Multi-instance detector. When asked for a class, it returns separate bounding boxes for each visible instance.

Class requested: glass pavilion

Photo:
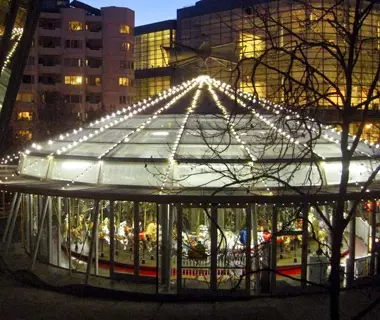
[1,76,379,295]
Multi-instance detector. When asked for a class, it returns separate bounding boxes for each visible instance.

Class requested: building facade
[134,20,176,101]
[13,1,134,143]
[134,0,380,141]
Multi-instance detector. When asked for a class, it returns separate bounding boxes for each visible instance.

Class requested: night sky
[84,0,196,26]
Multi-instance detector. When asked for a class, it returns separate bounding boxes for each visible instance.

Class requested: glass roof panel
[249,144,307,159]
[113,116,151,129]
[146,115,183,129]
[64,142,116,157]
[128,129,178,144]
[181,129,239,144]
[314,143,342,158]
[177,144,248,159]
[87,129,132,143]
[186,115,229,129]
[107,143,173,159]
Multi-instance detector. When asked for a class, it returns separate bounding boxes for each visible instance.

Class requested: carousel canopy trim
[8,75,380,194]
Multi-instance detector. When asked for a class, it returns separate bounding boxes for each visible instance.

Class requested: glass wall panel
[113,201,135,275]
[180,207,212,290]
[139,202,158,276]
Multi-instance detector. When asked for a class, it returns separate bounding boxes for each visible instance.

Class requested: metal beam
[4,193,22,255]
[85,200,100,284]
[210,205,217,292]
[270,206,277,293]
[30,196,50,268]
[301,204,309,289]
[2,192,18,243]
[370,200,377,276]
[176,205,183,293]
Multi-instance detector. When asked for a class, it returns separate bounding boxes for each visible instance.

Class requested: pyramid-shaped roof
[13,76,380,197]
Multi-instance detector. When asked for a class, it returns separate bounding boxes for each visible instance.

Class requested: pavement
[0,267,380,320]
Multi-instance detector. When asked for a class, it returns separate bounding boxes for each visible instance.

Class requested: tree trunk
[329,227,343,320]
[0,0,41,155]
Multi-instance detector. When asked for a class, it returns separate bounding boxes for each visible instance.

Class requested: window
[64,39,82,49]
[17,111,33,121]
[64,95,82,103]
[86,94,101,104]
[16,129,32,140]
[120,60,133,69]
[119,95,127,104]
[22,75,34,84]
[69,21,83,31]
[26,56,35,66]
[86,76,101,86]
[64,76,83,85]
[119,77,129,86]
[121,42,132,51]
[64,58,82,67]
[120,24,131,34]
[16,93,34,103]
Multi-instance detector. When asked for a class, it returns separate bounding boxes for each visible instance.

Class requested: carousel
[1,76,379,295]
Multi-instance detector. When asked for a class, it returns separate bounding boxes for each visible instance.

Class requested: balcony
[38,46,62,55]
[38,64,61,73]
[86,30,102,40]
[86,85,102,93]
[85,66,102,75]
[38,27,61,37]
[86,47,102,57]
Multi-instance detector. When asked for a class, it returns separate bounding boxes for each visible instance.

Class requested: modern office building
[133,0,380,141]
[12,0,134,143]
[134,20,176,101]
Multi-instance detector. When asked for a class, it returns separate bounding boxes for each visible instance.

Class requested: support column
[270,205,277,293]
[245,205,252,294]
[301,204,309,289]
[347,201,356,288]
[253,204,260,294]
[65,198,72,275]
[85,200,100,284]
[133,201,140,276]
[109,201,115,276]
[57,197,61,266]
[2,192,18,243]
[176,205,183,293]
[4,194,22,255]
[47,197,52,264]
[30,196,50,268]
[160,204,170,288]
[25,194,30,253]
[210,205,218,292]
[370,200,377,276]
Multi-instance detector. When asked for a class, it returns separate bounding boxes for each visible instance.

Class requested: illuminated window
[119,77,129,86]
[86,76,101,86]
[64,76,83,85]
[120,25,131,34]
[121,42,132,51]
[16,129,32,140]
[16,93,34,103]
[69,21,83,31]
[239,32,265,59]
[17,111,33,121]
[134,29,174,70]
